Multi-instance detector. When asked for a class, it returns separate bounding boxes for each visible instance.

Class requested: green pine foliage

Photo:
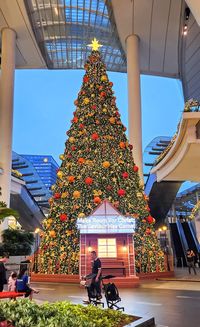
[0,300,135,327]
[40,49,164,274]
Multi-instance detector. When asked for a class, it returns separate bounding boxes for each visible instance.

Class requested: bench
[0,292,25,299]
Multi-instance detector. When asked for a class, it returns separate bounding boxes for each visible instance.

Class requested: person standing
[186,249,197,275]
[0,254,9,292]
[90,251,102,299]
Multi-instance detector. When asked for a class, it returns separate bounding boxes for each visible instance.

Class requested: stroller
[81,274,124,311]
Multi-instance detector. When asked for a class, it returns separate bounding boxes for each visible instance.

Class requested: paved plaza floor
[29,268,200,327]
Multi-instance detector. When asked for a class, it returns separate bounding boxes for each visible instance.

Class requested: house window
[98,238,117,257]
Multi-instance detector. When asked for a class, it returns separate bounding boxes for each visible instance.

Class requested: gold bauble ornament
[69,137,75,143]
[101,75,108,82]
[61,192,69,198]
[59,154,64,160]
[83,97,90,104]
[57,171,63,179]
[78,212,85,218]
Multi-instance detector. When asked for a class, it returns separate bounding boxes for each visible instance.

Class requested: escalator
[181,222,200,255]
[170,221,188,267]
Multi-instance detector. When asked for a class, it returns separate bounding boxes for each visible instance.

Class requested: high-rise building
[21,155,58,192]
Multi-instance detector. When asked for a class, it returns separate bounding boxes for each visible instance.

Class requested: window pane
[107,239,116,245]
[98,239,107,245]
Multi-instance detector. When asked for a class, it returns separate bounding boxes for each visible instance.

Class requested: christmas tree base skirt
[31,273,140,288]
[138,271,174,280]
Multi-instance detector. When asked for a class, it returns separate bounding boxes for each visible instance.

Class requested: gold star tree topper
[88,38,103,51]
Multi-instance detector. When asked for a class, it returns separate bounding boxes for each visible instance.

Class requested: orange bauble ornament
[73,190,81,199]
[49,230,56,238]
[109,117,115,124]
[78,157,85,164]
[119,142,126,149]
[68,176,75,183]
[102,161,110,168]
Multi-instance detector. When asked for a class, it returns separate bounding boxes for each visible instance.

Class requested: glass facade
[12,152,58,211]
[172,184,200,218]
[21,154,58,191]
[25,0,126,71]
[143,136,171,186]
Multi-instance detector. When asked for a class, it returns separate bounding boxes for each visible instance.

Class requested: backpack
[105,283,119,301]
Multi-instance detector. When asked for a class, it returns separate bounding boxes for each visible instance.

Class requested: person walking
[186,249,197,275]
[82,250,102,303]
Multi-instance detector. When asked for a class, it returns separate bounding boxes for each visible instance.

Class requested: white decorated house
[77,200,139,287]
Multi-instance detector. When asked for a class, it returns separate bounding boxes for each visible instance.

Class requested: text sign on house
[77,200,135,234]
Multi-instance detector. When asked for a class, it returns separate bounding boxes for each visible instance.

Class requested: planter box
[125,315,155,326]
[0,315,155,327]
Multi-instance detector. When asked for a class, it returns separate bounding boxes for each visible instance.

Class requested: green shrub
[0,300,135,327]
[0,229,34,256]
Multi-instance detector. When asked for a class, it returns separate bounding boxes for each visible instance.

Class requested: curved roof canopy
[25,0,126,71]
[1,0,200,99]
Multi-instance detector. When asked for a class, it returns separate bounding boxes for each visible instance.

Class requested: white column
[0,28,16,211]
[126,34,143,184]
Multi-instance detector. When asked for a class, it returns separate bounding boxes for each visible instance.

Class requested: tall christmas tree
[40,39,164,274]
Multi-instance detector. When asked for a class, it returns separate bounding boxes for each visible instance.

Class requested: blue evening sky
[13,69,192,190]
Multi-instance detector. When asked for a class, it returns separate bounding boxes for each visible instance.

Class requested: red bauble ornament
[73,117,78,123]
[115,111,120,117]
[146,215,154,224]
[83,76,89,83]
[79,123,85,129]
[71,146,76,151]
[85,177,93,185]
[133,165,139,172]
[100,91,106,97]
[146,228,151,235]
[109,82,113,87]
[129,144,133,150]
[118,189,126,197]
[60,214,68,222]
[91,133,99,140]
[122,172,129,179]
[91,105,97,110]
[123,126,127,131]
[94,196,101,204]
[54,193,61,199]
